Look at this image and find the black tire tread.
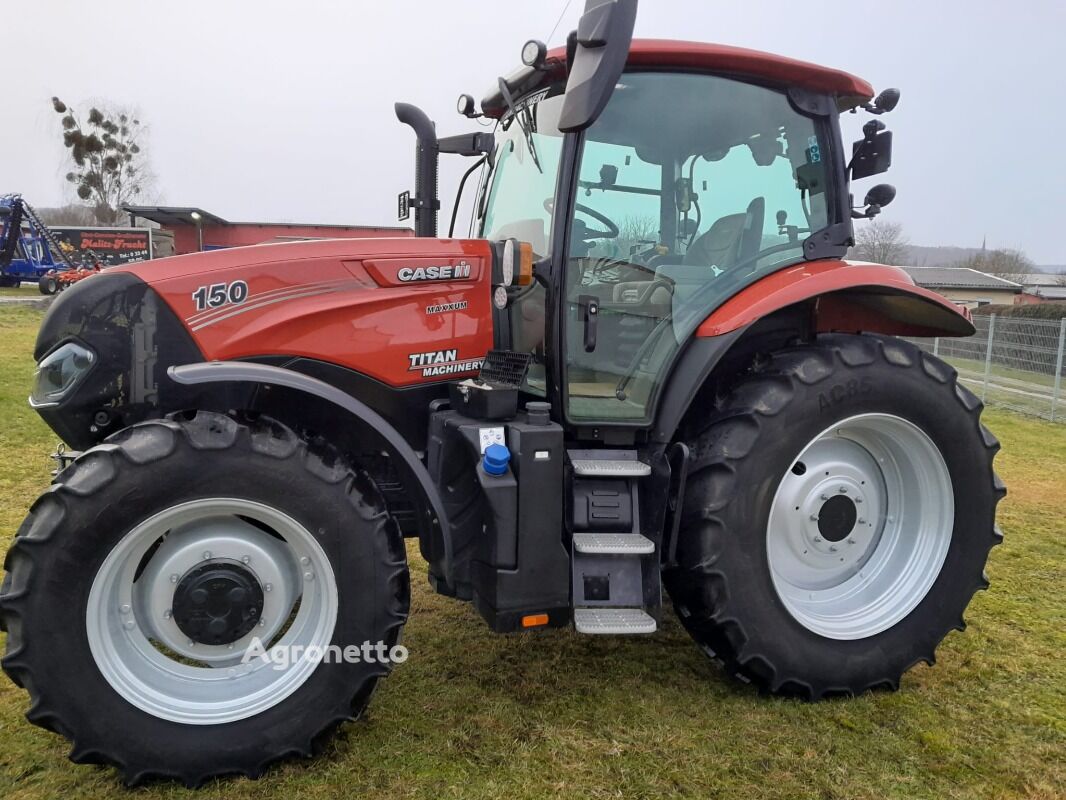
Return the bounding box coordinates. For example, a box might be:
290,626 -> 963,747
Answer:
0,411 -> 409,786
665,333 -> 1004,700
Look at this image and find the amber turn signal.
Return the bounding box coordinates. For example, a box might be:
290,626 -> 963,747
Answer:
521,613 -> 549,628
517,241 -> 534,286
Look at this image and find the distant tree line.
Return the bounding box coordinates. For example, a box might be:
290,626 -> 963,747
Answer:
850,219 -> 1054,283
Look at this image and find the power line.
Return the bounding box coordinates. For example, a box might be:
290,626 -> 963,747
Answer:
547,0 -> 575,44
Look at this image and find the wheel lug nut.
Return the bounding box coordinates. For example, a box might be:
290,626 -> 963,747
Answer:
163,609 -> 172,619
809,515 -> 819,522
858,518 -> 866,525
264,583 -> 273,593
829,545 -> 838,552
855,497 -> 863,504
202,550 -> 212,560
300,556 -> 310,566
187,640 -> 196,647
847,538 -> 856,545
304,571 -> 314,581
839,486 -> 848,494
813,535 -> 822,542
123,620 -> 135,630
170,574 -> 179,584
259,619 -> 266,627
820,494 -> 829,501
241,555 -> 251,565
120,604 -> 131,614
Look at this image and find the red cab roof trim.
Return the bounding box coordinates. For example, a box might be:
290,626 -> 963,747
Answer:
537,38 -> 873,100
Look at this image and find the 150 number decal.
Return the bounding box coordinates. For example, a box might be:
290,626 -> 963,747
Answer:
192,280 -> 248,312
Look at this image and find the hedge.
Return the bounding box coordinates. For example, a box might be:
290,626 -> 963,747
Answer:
971,302 -> 1066,320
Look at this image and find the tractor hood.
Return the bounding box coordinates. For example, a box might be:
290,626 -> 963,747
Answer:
113,237 -> 497,387
31,237 -> 497,449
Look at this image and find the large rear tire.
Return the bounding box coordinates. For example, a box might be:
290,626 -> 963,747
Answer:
664,333 -> 1004,698
0,412 -> 409,785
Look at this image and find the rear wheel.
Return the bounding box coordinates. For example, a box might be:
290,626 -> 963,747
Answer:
38,275 -> 57,295
0,412 -> 409,785
665,333 -> 1004,698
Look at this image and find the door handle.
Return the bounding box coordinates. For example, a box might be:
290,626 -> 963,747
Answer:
579,294 -> 598,352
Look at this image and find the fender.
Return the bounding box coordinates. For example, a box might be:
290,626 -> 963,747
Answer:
696,259 -> 974,339
168,360 -> 453,582
652,260 -> 973,443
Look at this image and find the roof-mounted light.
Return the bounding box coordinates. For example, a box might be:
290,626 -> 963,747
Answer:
521,39 -> 547,69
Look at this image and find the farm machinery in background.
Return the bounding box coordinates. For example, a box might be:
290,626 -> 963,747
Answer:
0,194 -> 76,293
1,194 -> 157,294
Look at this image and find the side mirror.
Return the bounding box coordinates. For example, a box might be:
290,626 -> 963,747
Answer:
850,120 -> 893,180
866,88 -> 901,115
558,0 -> 638,133
853,183 -> 896,219
864,183 -> 896,209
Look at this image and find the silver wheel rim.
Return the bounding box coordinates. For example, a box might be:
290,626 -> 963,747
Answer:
86,498 -> 338,725
766,413 -> 953,640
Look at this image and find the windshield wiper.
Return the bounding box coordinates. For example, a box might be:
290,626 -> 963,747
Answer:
497,77 -> 543,174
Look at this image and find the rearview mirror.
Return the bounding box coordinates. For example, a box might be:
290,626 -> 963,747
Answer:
558,0 -> 638,133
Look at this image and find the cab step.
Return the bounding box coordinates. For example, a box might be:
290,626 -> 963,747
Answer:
574,607 -> 657,635
570,458 -> 651,478
572,532 -> 654,555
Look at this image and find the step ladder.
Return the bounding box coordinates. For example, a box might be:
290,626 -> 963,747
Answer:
568,449 -> 659,635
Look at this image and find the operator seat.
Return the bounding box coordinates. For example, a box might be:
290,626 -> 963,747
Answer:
683,211 -> 747,269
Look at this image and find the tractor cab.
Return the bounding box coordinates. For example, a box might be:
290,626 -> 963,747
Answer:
481,61 -> 846,425
400,4 -> 901,436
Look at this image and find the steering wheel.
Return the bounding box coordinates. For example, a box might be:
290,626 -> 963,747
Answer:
543,198 -> 619,240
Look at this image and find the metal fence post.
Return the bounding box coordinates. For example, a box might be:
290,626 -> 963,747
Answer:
933,337 -> 940,357
981,314 -> 996,402
1052,317 -> 1066,423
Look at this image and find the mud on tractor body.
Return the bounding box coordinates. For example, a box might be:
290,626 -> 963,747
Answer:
1,0 -> 1003,786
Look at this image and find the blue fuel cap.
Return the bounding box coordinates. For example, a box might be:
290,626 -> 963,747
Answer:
482,443 -> 511,476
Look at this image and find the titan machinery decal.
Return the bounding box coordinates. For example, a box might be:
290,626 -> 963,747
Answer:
426,300 -> 468,314
407,349 -> 483,378
397,260 -> 471,282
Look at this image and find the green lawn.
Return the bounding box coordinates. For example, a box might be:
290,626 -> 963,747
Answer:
0,284 -> 43,298
0,306 -> 1063,799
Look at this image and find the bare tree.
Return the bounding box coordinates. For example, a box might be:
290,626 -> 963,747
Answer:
616,215 -> 660,258
851,220 -> 910,265
956,248 -> 1034,280
51,98 -> 155,224
36,204 -> 100,227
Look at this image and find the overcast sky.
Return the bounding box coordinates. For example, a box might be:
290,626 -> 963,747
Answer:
4,1 -> 1064,265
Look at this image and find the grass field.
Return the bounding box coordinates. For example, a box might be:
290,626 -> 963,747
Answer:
0,305 -> 1063,799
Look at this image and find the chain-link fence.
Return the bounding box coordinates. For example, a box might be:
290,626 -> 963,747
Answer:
908,315 -> 1066,422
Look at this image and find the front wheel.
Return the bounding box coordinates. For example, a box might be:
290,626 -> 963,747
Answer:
38,275 -> 58,295
665,333 -> 1005,698
0,412 -> 409,785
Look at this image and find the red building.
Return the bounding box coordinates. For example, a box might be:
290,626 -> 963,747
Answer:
124,206 -> 411,257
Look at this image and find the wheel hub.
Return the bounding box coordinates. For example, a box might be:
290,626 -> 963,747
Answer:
172,562 -> 264,646
817,495 -> 857,542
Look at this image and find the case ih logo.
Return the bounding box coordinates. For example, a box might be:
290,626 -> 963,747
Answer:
397,261 -> 472,282
407,349 -> 482,378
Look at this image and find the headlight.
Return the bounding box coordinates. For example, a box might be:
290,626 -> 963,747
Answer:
29,342 -> 96,408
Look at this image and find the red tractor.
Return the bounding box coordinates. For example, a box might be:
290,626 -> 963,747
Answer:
2,1 -> 1003,786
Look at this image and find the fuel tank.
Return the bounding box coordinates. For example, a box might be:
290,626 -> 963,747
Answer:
117,236 -> 495,386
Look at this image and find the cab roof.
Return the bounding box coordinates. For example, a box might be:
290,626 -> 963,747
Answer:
482,38 -> 874,118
